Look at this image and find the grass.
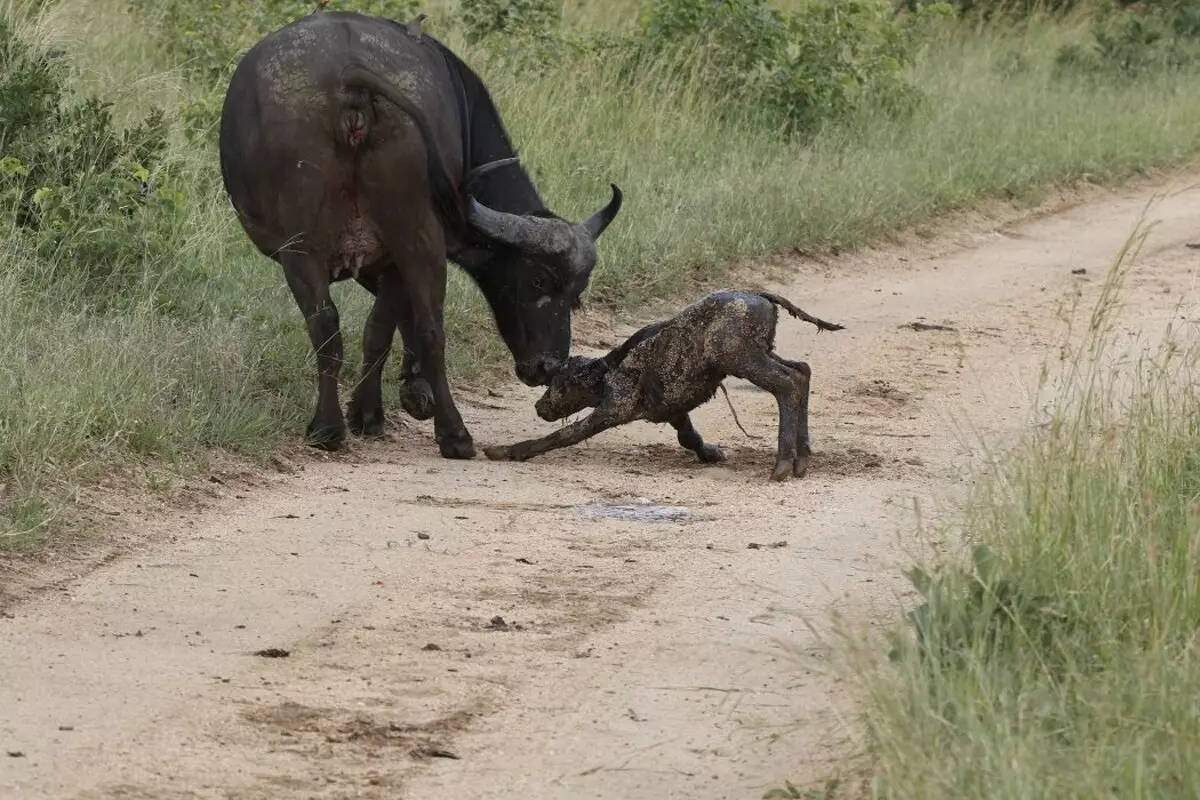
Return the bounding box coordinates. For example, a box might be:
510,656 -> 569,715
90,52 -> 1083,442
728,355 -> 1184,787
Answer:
2,0 -> 1200,545
852,214 -> 1200,798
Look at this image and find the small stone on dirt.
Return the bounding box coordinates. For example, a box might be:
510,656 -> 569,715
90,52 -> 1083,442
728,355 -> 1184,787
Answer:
422,643 -> 442,651
417,532 -> 431,540
58,726 -> 74,732
902,321 -> 957,332
7,751 -> 25,758
253,648 -> 291,658
421,747 -> 461,759
486,615 -> 522,632
515,557 -> 534,564
1071,267 -> 1087,274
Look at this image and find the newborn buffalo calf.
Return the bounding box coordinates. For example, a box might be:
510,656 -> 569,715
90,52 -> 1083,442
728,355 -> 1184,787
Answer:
483,290 -> 844,481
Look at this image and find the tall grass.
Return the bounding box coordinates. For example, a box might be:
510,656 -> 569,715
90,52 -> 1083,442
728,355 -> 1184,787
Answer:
855,213 -> 1200,798
3,0 -> 1200,543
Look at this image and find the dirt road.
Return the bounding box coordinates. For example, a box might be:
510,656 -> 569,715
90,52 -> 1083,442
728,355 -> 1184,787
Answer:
2,175 -> 1198,799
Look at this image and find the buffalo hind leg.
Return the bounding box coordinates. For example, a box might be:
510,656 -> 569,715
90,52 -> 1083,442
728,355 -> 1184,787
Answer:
395,317 -> 435,422
670,413 -> 726,463
283,253 -> 346,451
353,272 -> 435,422
382,238 -> 474,459
771,355 -> 812,477
348,267 -> 405,438
730,352 -> 803,481
484,405 -> 627,462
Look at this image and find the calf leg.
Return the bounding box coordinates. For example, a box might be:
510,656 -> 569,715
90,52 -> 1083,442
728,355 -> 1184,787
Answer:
484,405 -> 628,462
282,253 -> 345,451
348,266 -> 405,438
729,352 -> 804,482
771,355 -> 813,477
670,413 -> 726,463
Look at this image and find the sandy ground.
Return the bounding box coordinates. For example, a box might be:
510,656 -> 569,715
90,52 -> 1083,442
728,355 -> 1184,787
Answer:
2,175 -> 1199,799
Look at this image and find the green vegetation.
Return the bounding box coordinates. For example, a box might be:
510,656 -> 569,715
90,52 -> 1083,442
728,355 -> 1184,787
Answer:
855,219 -> 1200,798
2,0 -> 1200,543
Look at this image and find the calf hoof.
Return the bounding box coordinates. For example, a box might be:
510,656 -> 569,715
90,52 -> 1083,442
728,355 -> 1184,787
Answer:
483,444 -> 516,461
770,458 -> 794,482
305,422 -> 346,452
399,377 -> 435,421
347,404 -> 386,439
437,431 -> 476,460
793,455 -> 809,478
698,444 -> 727,464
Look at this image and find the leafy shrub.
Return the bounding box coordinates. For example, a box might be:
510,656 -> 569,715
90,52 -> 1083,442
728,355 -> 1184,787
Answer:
638,0 -> 952,136
135,0 -> 419,141
1054,3 -> 1200,79
456,0 -> 625,74
0,18 -> 180,303
459,0 -> 561,43
894,0 -> 1084,20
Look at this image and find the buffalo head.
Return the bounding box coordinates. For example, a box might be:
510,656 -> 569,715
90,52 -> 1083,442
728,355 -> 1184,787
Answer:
466,182 -> 622,386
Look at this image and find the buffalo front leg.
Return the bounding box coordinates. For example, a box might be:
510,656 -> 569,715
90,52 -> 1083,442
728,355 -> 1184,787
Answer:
731,353 -> 803,482
348,267 -> 405,438
483,407 -> 626,463
283,254 -> 346,451
670,413 -> 726,464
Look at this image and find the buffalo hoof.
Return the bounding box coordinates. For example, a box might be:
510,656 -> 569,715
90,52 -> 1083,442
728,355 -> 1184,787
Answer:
698,444 -> 726,464
792,455 -> 809,478
306,422 -> 346,452
347,405 -> 386,439
770,457 -> 794,482
438,432 -> 477,460
399,377 -> 435,421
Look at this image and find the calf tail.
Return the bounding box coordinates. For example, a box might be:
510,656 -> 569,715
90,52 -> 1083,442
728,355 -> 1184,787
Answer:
756,292 -> 845,333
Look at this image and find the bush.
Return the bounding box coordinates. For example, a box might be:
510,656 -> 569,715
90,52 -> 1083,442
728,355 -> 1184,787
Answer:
459,0 -> 561,43
136,0 -> 420,141
1055,2 -> 1200,79
0,18 -> 180,305
638,0 -> 951,136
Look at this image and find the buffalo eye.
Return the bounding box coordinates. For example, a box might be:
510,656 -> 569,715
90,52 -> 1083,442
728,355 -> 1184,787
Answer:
536,295 -> 551,308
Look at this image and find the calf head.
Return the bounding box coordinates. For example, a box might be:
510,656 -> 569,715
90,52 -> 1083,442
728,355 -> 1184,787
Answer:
465,184 -> 622,386
534,355 -> 609,421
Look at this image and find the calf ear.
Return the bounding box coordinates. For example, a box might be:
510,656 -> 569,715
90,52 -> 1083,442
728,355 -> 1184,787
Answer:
583,358 -> 609,385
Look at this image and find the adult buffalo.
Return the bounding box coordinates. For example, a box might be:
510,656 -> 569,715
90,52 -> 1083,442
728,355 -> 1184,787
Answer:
218,10 -> 622,458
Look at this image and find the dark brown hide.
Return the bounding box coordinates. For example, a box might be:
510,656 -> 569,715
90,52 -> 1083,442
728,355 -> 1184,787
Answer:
484,291 -> 844,481
218,10 -> 621,456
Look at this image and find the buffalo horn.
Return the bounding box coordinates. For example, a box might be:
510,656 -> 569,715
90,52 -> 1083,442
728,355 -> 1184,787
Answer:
582,183 -> 623,241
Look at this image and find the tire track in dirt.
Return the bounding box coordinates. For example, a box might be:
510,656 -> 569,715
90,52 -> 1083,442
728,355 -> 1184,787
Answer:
2,176 -> 1198,799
